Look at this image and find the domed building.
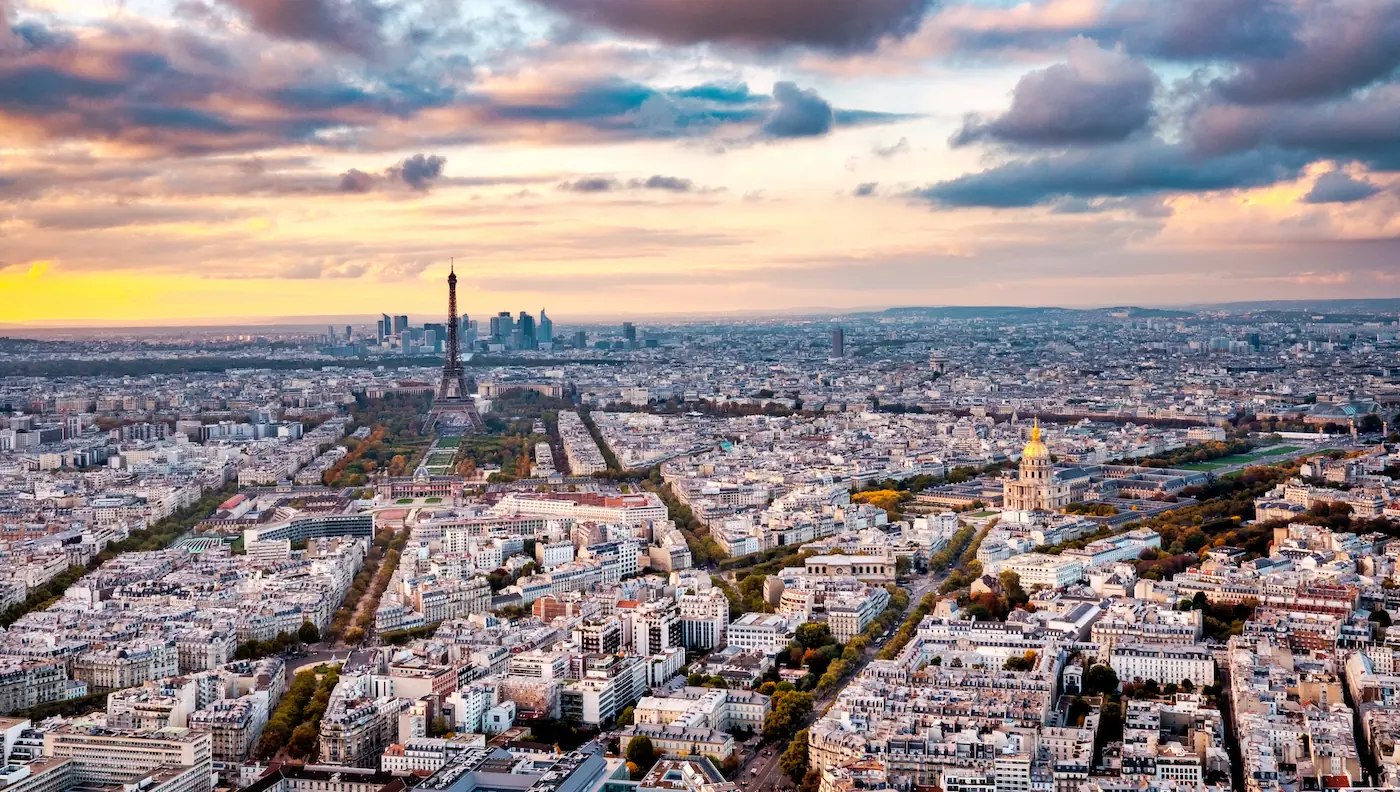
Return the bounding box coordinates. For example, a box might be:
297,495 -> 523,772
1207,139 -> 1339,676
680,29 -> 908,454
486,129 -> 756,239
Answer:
1003,421 -> 1074,512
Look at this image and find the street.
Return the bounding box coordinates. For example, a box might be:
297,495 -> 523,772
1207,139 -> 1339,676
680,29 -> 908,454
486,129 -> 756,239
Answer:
740,568 -> 947,790
284,646 -> 348,683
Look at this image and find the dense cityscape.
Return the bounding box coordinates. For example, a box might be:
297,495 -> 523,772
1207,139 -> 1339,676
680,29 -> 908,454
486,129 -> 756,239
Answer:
3,267 -> 1400,792
5,0 -> 1400,789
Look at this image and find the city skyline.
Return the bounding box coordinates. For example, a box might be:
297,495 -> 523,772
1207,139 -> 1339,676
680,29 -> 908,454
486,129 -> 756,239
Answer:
2,0 -> 1400,324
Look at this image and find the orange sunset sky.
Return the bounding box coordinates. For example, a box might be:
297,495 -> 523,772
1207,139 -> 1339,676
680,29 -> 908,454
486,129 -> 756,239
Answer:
2,0 -> 1399,324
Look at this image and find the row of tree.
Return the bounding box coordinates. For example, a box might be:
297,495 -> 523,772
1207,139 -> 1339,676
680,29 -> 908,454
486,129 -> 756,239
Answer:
256,665 -> 340,760
876,593 -> 937,661
327,527 -> 405,644
233,623 -> 319,660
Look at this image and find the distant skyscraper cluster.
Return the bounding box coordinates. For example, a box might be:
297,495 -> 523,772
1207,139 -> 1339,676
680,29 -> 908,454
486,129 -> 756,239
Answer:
325,307 -> 649,358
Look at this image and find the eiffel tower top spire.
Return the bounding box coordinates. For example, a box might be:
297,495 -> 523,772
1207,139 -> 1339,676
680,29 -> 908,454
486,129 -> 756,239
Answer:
437,262 -> 469,402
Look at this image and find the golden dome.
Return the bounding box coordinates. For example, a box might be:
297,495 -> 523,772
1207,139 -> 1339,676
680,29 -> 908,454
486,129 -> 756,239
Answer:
1022,422 -> 1050,459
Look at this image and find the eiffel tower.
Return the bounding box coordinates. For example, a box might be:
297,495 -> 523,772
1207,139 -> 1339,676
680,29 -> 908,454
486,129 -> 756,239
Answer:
429,261 -> 484,431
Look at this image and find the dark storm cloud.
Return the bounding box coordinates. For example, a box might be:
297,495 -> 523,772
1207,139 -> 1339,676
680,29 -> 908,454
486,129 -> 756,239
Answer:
219,0 -> 387,56
1186,86 -> 1400,170
388,153 -> 446,190
0,16 -> 460,156
337,168 -> 377,193
916,141 -> 1307,208
1111,0 -> 1301,60
1302,171 -> 1384,204
853,182 -> 878,197
336,154 -> 447,193
559,176 -> 618,192
0,12 -> 898,158
1210,0 -> 1400,104
557,174 -> 699,192
528,0 -> 937,53
952,42 -> 1156,147
761,82 -> 833,138
637,175 -> 693,191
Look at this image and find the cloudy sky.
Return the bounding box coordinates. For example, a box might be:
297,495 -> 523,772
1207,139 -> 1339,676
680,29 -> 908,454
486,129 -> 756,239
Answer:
1,0 -> 1399,324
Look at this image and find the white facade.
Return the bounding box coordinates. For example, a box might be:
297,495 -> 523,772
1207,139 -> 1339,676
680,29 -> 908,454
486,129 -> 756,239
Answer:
727,613 -> 791,654
1110,644 -> 1216,687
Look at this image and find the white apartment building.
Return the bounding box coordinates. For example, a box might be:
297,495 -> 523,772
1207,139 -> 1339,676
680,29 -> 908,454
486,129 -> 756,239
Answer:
491,491 -> 667,526
535,541 -> 574,570
634,687 -> 770,734
826,585 -> 890,643
995,553 -> 1086,590
727,613 -> 791,654
1109,644 -> 1216,687
44,725 -> 213,792
679,589 -> 730,650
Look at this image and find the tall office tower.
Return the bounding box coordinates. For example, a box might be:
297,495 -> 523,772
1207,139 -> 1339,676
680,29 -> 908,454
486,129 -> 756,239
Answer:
573,330 -> 586,349
327,325 -> 335,342
394,315 -> 409,335
622,322 -> 636,344
379,314 -> 391,342
517,311 -> 536,348
424,328 -> 437,352
493,311 -> 514,344
538,309 -> 553,344
345,325 -> 353,341
831,327 -> 845,358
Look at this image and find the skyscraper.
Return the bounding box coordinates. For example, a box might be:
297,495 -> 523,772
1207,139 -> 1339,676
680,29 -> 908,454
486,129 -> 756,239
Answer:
622,321 -> 637,348
831,327 -> 845,358
517,311 -> 536,349
539,309 -> 553,344
379,313 -> 391,343
344,325 -> 353,341
573,330 -> 586,349
492,311 -> 514,345
394,315 -> 409,335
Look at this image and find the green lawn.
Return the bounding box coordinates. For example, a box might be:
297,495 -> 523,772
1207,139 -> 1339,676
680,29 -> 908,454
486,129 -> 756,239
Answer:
396,498 -> 414,504
436,436 -> 461,448
1251,445 -> 1301,457
1180,445 -> 1307,471
1179,461 -> 1229,471
425,497 -> 442,504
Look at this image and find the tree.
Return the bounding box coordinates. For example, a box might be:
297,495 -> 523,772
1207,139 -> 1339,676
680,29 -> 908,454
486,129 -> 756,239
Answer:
298,621 -> 320,644
288,722 -> 318,758
763,690 -> 814,742
999,570 -> 1028,607
617,706 -> 635,726
1003,651 -> 1038,672
1085,664 -> 1120,696
780,730 -> 810,782
626,736 -> 658,774
795,622 -> 834,650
